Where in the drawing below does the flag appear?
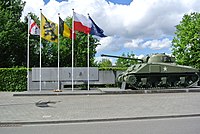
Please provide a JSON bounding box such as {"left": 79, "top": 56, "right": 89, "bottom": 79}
{"left": 89, "top": 16, "right": 106, "bottom": 37}
{"left": 29, "top": 18, "right": 40, "bottom": 35}
{"left": 74, "top": 12, "right": 92, "bottom": 34}
{"left": 59, "top": 17, "right": 75, "bottom": 39}
{"left": 41, "top": 13, "right": 58, "bottom": 43}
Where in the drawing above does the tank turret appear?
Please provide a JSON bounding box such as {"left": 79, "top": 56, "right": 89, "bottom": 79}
{"left": 146, "top": 53, "right": 175, "bottom": 63}
{"left": 101, "top": 53, "right": 199, "bottom": 90}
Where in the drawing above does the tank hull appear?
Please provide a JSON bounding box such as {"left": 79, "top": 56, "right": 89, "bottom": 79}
{"left": 101, "top": 53, "right": 200, "bottom": 90}
{"left": 118, "top": 63, "right": 199, "bottom": 90}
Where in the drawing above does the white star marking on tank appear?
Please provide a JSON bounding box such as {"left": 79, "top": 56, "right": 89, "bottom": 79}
{"left": 163, "top": 66, "right": 167, "bottom": 71}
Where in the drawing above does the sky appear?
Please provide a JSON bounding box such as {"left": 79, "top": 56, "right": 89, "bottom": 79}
{"left": 22, "top": 0, "right": 200, "bottom": 63}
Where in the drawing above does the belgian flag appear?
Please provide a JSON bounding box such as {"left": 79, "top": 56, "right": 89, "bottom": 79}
{"left": 59, "top": 17, "right": 74, "bottom": 39}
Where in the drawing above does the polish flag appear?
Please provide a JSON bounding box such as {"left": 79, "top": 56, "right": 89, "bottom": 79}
{"left": 74, "top": 12, "right": 92, "bottom": 34}
{"left": 29, "top": 19, "right": 40, "bottom": 35}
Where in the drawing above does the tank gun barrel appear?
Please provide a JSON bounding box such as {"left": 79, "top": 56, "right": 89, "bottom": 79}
{"left": 101, "top": 54, "right": 144, "bottom": 63}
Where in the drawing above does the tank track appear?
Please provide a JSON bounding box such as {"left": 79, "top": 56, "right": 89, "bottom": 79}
{"left": 124, "top": 73, "right": 199, "bottom": 90}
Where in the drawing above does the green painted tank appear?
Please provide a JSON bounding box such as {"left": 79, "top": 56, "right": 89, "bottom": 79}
{"left": 101, "top": 53, "right": 199, "bottom": 89}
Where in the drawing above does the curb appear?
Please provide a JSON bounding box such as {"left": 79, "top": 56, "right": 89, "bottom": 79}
{"left": 13, "top": 88, "right": 200, "bottom": 96}
{"left": 13, "top": 92, "right": 105, "bottom": 96}
{"left": 1, "top": 113, "right": 200, "bottom": 125}
{"left": 103, "top": 89, "right": 200, "bottom": 94}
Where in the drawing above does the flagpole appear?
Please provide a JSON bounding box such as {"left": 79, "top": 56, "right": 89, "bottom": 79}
{"left": 27, "top": 13, "right": 30, "bottom": 91}
{"left": 87, "top": 33, "right": 90, "bottom": 91}
{"left": 72, "top": 9, "right": 74, "bottom": 92}
{"left": 58, "top": 13, "right": 60, "bottom": 91}
{"left": 87, "top": 14, "right": 90, "bottom": 91}
{"left": 39, "top": 9, "right": 42, "bottom": 92}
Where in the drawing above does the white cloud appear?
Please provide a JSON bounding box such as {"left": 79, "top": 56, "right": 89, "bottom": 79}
{"left": 97, "top": 36, "right": 127, "bottom": 52}
{"left": 124, "top": 39, "right": 143, "bottom": 49}
{"left": 22, "top": 0, "right": 44, "bottom": 20}
{"left": 136, "top": 54, "right": 145, "bottom": 59}
{"left": 142, "top": 38, "right": 172, "bottom": 50}
{"left": 120, "top": 38, "right": 171, "bottom": 50}
{"left": 22, "top": 0, "right": 200, "bottom": 54}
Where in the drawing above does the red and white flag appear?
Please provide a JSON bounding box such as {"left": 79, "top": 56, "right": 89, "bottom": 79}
{"left": 74, "top": 12, "right": 92, "bottom": 34}
{"left": 29, "top": 19, "right": 40, "bottom": 35}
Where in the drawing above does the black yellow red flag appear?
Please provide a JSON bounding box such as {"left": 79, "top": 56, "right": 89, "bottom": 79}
{"left": 59, "top": 17, "right": 71, "bottom": 38}
{"left": 59, "top": 17, "right": 75, "bottom": 39}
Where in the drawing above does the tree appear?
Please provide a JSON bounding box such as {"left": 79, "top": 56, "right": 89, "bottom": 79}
{"left": 29, "top": 27, "right": 99, "bottom": 67}
{"left": 0, "top": 0, "right": 26, "bottom": 67}
{"left": 29, "top": 16, "right": 100, "bottom": 67}
{"left": 98, "top": 59, "right": 112, "bottom": 67}
{"left": 0, "top": 0, "right": 100, "bottom": 68}
{"left": 62, "top": 17, "right": 100, "bottom": 67}
{"left": 46, "top": 17, "right": 100, "bottom": 67}
{"left": 115, "top": 52, "right": 138, "bottom": 67}
{"left": 24, "top": 15, "right": 99, "bottom": 68}
{"left": 172, "top": 12, "right": 200, "bottom": 69}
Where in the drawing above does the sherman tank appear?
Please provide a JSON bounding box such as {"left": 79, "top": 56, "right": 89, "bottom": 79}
{"left": 101, "top": 53, "right": 199, "bottom": 90}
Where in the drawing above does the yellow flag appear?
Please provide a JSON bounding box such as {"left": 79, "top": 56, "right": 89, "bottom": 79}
{"left": 41, "top": 13, "right": 58, "bottom": 43}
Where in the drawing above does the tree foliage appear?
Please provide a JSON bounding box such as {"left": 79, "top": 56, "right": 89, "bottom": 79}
{"left": 29, "top": 16, "right": 100, "bottom": 67}
{"left": 115, "top": 52, "right": 138, "bottom": 67}
{"left": 0, "top": 0, "right": 26, "bottom": 67}
{"left": 98, "top": 58, "right": 112, "bottom": 67}
{"left": 36, "top": 16, "right": 99, "bottom": 67}
{"left": 172, "top": 12, "right": 200, "bottom": 69}
{"left": 0, "top": 0, "right": 100, "bottom": 67}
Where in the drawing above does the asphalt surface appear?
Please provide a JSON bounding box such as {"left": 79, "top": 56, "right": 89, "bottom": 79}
{"left": 0, "top": 87, "right": 200, "bottom": 125}
{"left": 1, "top": 117, "right": 200, "bottom": 134}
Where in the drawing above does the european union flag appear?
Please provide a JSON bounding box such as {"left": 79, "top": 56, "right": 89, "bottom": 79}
{"left": 89, "top": 16, "right": 106, "bottom": 37}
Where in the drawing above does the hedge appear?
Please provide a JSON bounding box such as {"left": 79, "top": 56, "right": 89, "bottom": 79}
{"left": 0, "top": 68, "right": 27, "bottom": 92}
{"left": 0, "top": 67, "right": 127, "bottom": 92}
{"left": 99, "top": 67, "right": 127, "bottom": 71}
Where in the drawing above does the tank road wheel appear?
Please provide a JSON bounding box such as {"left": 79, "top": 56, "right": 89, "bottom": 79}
{"left": 116, "top": 82, "right": 122, "bottom": 88}
{"left": 125, "top": 75, "right": 137, "bottom": 85}
{"left": 153, "top": 81, "right": 159, "bottom": 88}
{"left": 185, "top": 75, "right": 198, "bottom": 86}
{"left": 159, "top": 77, "right": 171, "bottom": 88}
{"left": 137, "top": 78, "right": 152, "bottom": 89}
{"left": 116, "top": 74, "right": 123, "bottom": 88}
{"left": 192, "top": 74, "right": 199, "bottom": 82}
{"left": 166, "top": 82, "right": 172, "bottom": 88}
{"left": 146, "top": 82, "right": 153, "bottom": 88}
{"left": 117, "top": 74, "right": 124, "bottom": 82}
{"left": 174, "top": 80, "right": 186, "bottom": 87}
{"left": 173, "top": 81, "right": 180, "bottom": 87}
{"left": 184, "top": 82, "right": 189, "bottom": 87}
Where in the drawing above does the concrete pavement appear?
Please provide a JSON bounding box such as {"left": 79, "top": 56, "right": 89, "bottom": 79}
{"left": 1, "top": 89, "right": 200, "bottom": 125}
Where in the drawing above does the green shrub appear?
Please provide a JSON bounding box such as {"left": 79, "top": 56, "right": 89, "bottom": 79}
{"left": 0, "top": 68, "right": 27, "bottom": 92}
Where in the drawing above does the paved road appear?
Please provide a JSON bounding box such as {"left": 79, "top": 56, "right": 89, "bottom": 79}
{"left": 0, "top": 92, "right": 200, "bottom": 124}
{"left": 1, "top": 117, "right": 200, "bottom": 134}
